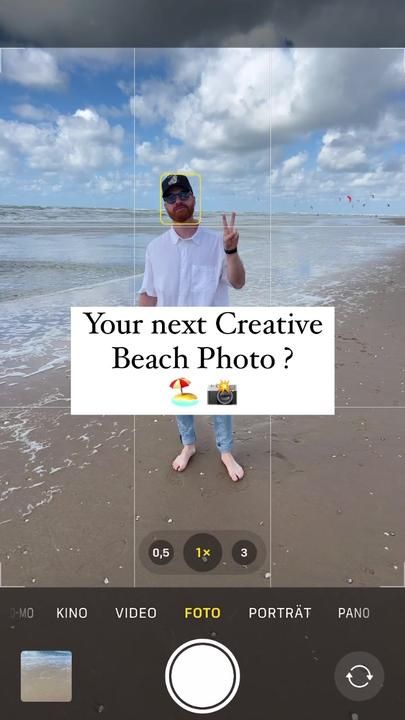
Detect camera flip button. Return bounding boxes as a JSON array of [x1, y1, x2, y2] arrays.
[[335, 652, 384, 701]]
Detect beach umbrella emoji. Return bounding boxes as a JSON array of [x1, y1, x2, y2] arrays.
[[170, 378, 198, 407], [170, 378, 191, 394]]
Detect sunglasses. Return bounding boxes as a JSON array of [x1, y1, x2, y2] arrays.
[[163, 190, 192, 204]]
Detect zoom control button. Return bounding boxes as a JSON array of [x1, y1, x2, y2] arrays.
[[148, 539, 174, 566], [184, 534, 222, 572]]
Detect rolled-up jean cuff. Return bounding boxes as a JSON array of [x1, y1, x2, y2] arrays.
[[175, 415, 196, 446], [213, 415, 233, 453]]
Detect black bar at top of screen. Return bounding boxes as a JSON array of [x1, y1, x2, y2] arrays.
[[0, 0, 404, 48]]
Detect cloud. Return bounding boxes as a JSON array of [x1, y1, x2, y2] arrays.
[[91, 103, 132, 118], [118, 78, 134, 95], [269, 48, 405, 203], [85, 171, 132, 193], [0, 143, 15, 171], [270, 48, 404, 147], [12, 103, 58, 121], [134, 80, 174, 123], [0, 48, 134, 93], [136, 49, 270, 192], [1, 49, 66, 88], [140, 49, 270, 153], [280, 151, 308, 175], [0, 47, 134, 205], [318, 131, 369, 172], [136, 140, 178, 166], [0, 108, 124, 173]]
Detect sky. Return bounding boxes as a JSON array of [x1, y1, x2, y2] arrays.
[[136, 47, 405, 214], [135, 49, 270, 212], [271, 47, 405, 213], [2, 47, 405, 212], [0, 49, 134, 207]]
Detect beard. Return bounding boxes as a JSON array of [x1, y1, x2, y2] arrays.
[[166, 201, 195, 223]]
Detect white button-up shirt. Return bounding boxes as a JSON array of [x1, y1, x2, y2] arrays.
[[139, 225, 230, 306]]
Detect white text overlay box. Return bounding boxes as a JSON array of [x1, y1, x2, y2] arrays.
[[71, 306, 335, 415]]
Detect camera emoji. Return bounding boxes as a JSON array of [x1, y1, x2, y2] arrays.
[[207, 380, 237, 406]]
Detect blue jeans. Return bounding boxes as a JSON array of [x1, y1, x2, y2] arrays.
[[175, 416, 233, 453]]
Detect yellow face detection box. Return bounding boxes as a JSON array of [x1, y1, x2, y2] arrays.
[[159, 171, 202, 226]]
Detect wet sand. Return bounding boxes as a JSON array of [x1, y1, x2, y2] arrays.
[[0, 409, 134, 587], [135, 415, 271, 587], [272, 410, 405, 587], [333, 244, 405, 406], [0, 241, 404, 587], [273, 242, 405, 586], [0, 406, 270, 587], [381, 216, 405, 225], [0, 364, 70, 408]]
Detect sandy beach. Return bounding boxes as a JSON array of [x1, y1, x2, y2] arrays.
[[381, 216, 405, 225], [333, 241, 405, 407], [0, 404, 270, 587], [0, 408, 134, 587], [272, 409, 405, 587], [272, 238, 405, 586], [135, 414, 271, 587], [1, 218, 405, 587]]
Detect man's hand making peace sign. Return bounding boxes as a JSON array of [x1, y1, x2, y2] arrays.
[[222, 212, 239, 253], [221, 211, 245, 290]]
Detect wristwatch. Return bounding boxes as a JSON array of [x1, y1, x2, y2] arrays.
[[224, 247, 238, 254]]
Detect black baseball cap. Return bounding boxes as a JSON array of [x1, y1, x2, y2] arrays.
[[162, 174, 193, 198]]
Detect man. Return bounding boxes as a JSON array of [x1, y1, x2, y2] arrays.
[[138, 174, 246, 481]]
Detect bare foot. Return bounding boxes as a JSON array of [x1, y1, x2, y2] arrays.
[[221, 452, 244, 482], [172, 444, 196, 471]]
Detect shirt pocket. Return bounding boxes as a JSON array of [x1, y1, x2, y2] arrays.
[[190, 264, 218, 306]]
